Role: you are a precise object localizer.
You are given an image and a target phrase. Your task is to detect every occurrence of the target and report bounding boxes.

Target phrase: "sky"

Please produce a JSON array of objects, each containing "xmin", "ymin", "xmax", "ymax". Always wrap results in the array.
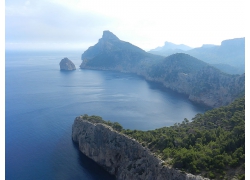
[{"xmin": 4, "ymin": 0, "xmax": 248, "ymax": 51}]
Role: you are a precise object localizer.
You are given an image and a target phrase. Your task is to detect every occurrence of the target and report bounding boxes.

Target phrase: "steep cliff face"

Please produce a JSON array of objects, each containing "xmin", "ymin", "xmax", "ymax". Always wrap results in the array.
[
  {"xmin": 187, "ymin": 67, "xmax": 245, "ymax": 107},
  {"xmin": 144, "ymin": 54, "xmax": 245, "ymax": 108},
  {"xmin": 72, "ymin": 116, "xmax": 209, "ymax": 180}
]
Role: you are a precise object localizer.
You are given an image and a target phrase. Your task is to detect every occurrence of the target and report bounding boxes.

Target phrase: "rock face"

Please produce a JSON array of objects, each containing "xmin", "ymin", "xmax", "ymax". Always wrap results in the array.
[
  {"xmin": 59, "ymin": 57, "xmax": 76, "ymax": 71},
  {"xmin": 72, "ymin": 116, "xmax": 209, "ymax": 180},
  {"xmin": 145, "ymin": 53, "xmax": 245, "ymax": 108}
]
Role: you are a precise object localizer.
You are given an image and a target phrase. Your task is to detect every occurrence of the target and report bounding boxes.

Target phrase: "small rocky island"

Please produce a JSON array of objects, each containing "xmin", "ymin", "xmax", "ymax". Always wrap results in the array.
[{"xmin": 59, "ymin": 57, "xmax": 76, "ymax": 71}]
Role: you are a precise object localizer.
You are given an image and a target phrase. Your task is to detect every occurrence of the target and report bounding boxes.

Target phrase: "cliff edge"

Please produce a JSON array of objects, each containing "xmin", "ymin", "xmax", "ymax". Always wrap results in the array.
[{"xmin": 72, "ymin": 116, "xmax": 209, "ymax": 180}]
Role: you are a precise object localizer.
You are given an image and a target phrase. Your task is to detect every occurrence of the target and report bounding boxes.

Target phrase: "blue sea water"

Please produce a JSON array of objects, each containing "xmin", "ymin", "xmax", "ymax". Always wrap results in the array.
[{"xmin": 5, "ymin": 50, "xmax": 208, "ymax": 180}]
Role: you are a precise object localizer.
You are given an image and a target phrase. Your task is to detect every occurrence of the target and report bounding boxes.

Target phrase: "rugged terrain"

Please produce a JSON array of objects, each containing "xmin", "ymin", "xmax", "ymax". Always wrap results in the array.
[
  {"xmin": 80, "ymin": 31, "xmax": 245, "ymax": 108},
  {"xmin": 72, "ymin": 116, "xmax": 209, "ymax": 180},
  {"xmin": 72, "ymin": 96, "xmax": 245, "ymax": 179},
  {"xmin": 148, "ymin": 38, "xmax": 245, "ymax": 75}
]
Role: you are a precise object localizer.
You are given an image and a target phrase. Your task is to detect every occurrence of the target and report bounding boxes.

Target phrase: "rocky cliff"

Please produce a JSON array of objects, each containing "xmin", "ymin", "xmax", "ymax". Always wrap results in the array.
[
  {"xmin": 72, "ymin": 116, "xmax": 209, "ymax": 180},
  {"xmin": 143, "ymin": 53, "xmax": 245, "ymax": 108},
  {"xmin": 59, "ymin": 57, "xmax": 76, "ymax": 71}
]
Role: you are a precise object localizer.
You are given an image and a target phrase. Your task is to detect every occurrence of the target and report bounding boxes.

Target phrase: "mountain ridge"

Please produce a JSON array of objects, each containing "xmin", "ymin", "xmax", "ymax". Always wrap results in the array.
[
  {"xmin": 80, "ymin": 31, "xmax": 245, "ymax": 108},
  {"xmin": 148, "ymin": 37, "xmax": 245, "ymax": 74},
  {"xmin": 149, "ymin": 41, "xmax": 193, "ymax": 52}
]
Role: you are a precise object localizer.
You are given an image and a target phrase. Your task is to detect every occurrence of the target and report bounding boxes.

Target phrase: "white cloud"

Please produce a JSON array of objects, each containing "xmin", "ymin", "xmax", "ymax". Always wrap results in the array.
[
  {"xmin": 5, "ymin": 0, "xmax": 247, "ymax": 51},
  {"xmin": 5, "ymin": 0, "xmax": 116, "ymax": 48}
]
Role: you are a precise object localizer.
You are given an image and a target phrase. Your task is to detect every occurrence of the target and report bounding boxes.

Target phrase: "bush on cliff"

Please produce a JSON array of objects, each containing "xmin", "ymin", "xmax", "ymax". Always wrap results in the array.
[
  {"xmin": 80, "ymin": 114, "xmax": 123, "ymax": 132},
  {"xmin": 122, "ymin": 96, "xmax": 245, "ymax": 179}
]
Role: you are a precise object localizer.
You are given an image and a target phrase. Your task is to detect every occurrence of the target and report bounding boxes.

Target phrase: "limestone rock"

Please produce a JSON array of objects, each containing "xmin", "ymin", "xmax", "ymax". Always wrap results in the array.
[
  {"xmin": 59, "ymin": 57, "xmax": 76, "ymax": 71},
  {"xmin": 102, "ymin": 30, "xmax": 120, "ymax": 41},
  {"xmin": 72, "ymin": 117, "xmax": 210, "ymax": 180}
]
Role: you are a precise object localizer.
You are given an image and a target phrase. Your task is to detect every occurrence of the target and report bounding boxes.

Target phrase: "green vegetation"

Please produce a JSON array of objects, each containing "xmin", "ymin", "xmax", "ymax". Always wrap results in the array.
[
  {"xmin": 147, "ymin": 53, "xmax": 206, "ymax": 79},
  {"xmin": 123, "ymin": 96, "xmax": 245, "ymax": 179},
  {"xmin": 81, "ymin": 96, "xmax": 245, "ymax": 179},
  {"xmin": 80, "ymin": 114, "xmax": 123, "ymax": 132}
]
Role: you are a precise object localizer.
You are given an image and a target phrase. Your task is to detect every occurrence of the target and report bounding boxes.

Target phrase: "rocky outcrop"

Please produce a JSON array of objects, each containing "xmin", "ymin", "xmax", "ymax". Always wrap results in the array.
[
  {"xmin": 59, "ymin": 57, "xmax": 76, "ymax": 71},
  {"xmin": 72, "ymin": 116, "xmax": 209, "ymax": 180}
]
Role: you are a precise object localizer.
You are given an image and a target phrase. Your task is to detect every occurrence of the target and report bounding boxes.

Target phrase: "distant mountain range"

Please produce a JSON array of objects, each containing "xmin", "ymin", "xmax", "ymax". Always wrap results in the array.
[
  {"xmin": 150, "ymin": 41, "xmax": 192, "ymax": 52},
  {"xmin": 148, "ymin": 38, "xmax": 245, "ymax": 75},
  {"xmin": 147, "ymin": 42, "xmax": 191, "ymax": 60},
  {"xmin": 80, "ymin": 31, "xmax": 245, "ymax": 108}
]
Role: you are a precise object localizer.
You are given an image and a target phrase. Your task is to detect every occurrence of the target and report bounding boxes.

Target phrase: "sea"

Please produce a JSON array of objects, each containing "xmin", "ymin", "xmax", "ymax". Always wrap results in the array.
[{"xmin": 5, "ymin": 50, "xmax": 208, "ymax": 180}]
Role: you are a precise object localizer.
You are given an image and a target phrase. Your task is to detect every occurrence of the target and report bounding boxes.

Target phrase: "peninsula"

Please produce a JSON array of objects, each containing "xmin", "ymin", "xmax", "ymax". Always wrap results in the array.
[{"xmin": 72, "ymin": 96, "xmax": 245, "ymax": 179}]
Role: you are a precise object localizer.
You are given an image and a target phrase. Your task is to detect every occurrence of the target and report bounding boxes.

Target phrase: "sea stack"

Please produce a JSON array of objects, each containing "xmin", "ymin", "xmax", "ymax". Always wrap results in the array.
[{"xmin": 59, "ymin": 57, "xmax": 76, "ymax": 71}]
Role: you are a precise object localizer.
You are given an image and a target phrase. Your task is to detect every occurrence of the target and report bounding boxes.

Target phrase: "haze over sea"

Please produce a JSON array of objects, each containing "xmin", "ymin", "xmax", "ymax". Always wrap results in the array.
[{"xmin": 5, "ymin": 50, "xmax": 208, "ymax": 180}]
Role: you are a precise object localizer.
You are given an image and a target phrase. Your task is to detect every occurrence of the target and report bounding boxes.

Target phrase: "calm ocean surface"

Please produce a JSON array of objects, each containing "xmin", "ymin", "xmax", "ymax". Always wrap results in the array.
[{"xmin": 5, "ymin": 50, "xmax": 208, "ymax": 180}]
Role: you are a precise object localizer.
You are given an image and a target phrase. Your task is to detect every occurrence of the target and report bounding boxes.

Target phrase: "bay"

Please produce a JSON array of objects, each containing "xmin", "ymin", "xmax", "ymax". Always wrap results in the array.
[{"xmin": 5, "ymin": 50, "xmax": 208, "ymax": 180}]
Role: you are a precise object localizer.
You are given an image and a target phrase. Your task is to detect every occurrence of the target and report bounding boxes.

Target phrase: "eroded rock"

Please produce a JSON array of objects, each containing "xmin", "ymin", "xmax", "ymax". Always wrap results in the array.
[{"xmin": 59, "ymin": 57, "xmax": 76, "ymax": 71}]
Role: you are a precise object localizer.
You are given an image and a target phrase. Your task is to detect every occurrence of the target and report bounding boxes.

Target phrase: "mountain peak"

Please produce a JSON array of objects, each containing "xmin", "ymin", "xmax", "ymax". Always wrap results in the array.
[
  {"xmin": 150, "ymin": 41, "xmax": 192, "ymax": 52},
  {"xmin": 164, "ymin": 41, "xmax": 175, "ymax": 46},
  {"xmin": 102, "ymin": 30, "xmax": 120, "ymax": 41}
]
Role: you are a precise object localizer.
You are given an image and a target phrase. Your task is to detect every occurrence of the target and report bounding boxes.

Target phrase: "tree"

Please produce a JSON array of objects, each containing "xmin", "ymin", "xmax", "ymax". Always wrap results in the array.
[{"xmin": 112, "ymin": 122, "xmax": 123, "ymax": 132}]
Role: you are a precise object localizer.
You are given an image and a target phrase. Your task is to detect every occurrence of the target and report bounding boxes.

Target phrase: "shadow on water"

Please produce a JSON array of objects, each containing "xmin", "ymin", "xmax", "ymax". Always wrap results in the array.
[
  {"xmin": 50, "ymin": 127, "xmax": 115, "ymax": 180},
  {"xmin": 145, "ymin": 80, "xmax": 212, "ymax": 111},
  {"xmin": 59, "ymin": 70, "xmax": 77, "ymax": 73},
  {"xmin": 59, "ymin": 70, "xmax": 79, "ymax": 79},
  {"xmin": 72, "ymin": 141, "xmax": 116, "ymax": 180}
]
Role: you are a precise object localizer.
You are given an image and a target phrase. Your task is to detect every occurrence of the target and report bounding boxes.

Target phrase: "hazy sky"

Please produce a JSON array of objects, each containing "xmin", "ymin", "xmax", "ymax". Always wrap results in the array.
[{"xmin": 5, "ymin": 0, "xmax": 247, "ymax": 51}]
